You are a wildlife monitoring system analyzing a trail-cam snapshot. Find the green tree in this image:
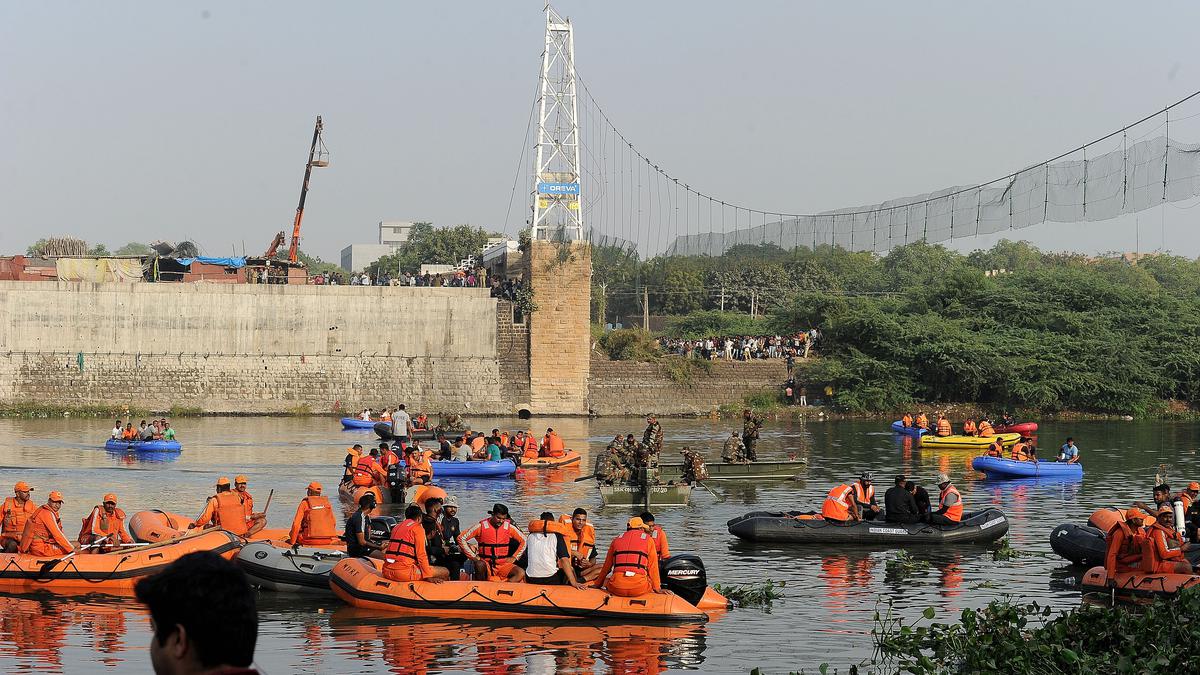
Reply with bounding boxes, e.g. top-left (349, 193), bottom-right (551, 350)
top-left (88, 243), bottom-right (111, 256)
top-left (366, 223), bottom-right (495, 277)
top-left (115, 242), bottom-right (152, 256)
